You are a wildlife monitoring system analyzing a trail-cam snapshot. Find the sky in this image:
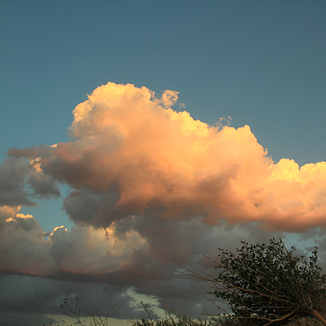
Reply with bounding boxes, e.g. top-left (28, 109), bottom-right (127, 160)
top-left (1, 1), bottom-right (326, 325)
